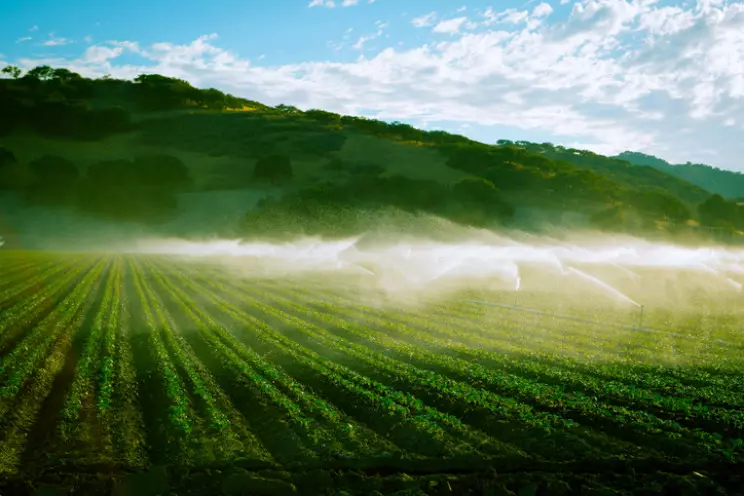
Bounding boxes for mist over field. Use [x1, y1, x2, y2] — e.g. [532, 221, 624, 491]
[124, 227, 744, 312]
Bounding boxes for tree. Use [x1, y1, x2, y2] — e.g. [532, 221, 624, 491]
[0, 147, 16, 169]
[25, 155, 80, 204]
[28, 155, 78, 184]
[305, 109, 341, 128]
[134, 155, 193, 191]
[25, 65, 55, 81]
[449, 177, 514, 225]
[699, 194, 737, 227]
[294, 132, 347, 156]
[627, 190, 690, 223]
[1, 65, 22, 79]
[0, 147, 29, 190]
[90, 106, 131, 135]
[275, 104, 302, 115]
[254, 154, 293, 184]
[133, 73, 196, 110]
[452, 177, 500, 203]
[50, 68, 83, 82]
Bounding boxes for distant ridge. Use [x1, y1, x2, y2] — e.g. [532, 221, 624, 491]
[613, 151, 744, 200]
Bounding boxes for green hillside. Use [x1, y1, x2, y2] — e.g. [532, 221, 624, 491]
[2, 64, 742, 241]
[614, 151, 744, 201]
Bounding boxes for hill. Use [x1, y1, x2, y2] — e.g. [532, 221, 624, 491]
[613, 151, 744, 201]
[2, 64, 742, 243]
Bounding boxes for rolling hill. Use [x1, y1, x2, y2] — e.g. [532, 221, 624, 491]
[2, 64, 742, 243]
[613, 151, 744, 200]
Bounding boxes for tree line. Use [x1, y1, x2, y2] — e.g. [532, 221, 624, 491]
[0, 147, 193, 223]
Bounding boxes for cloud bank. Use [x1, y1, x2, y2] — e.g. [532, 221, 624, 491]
[4, 0, 744, 170]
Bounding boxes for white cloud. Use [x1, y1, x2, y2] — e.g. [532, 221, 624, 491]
[532, 3, 554, 18]
[43, 33, 72, 46]
[13, 0, 744, 169]
[29, 25, 38, 32]
[411, 11, 437, 28]
[83, 45, 125, 64]
[432, 17, 475, 35]
[353, 20, 389, 50]
[43, 38, 72, 46]
[84, 35, 93, 44]
[309, 0, 363, 7]
[16, 37, 32, 43]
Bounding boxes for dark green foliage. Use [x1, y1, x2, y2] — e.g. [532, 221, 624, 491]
[442, 144, 494, 174]
[349, 162, 385, 177]
[133, 74, 199, 111]
[1, 65, 22, 79]
[29, 102, 132, 139]
[75, 155, 191, 223]
[452, 177, 500, 203]
[76, 178, 178, 223]
[617, 150, 744, 200]
[449, 177, 515, 226]
[505, 141, 710, 204]
[0, 147, 16, 169]
[275, 104, 302, 115]
[304, 109, 341, 127]
[134, 155, 193, 191]
[24, 65, 56, 81]
[0, 65, 252, 143]
[629, 190, 690, 223]
[254, 154, 293, 184]
[590, 204, 629, 230]
[25, 155, 80, 204]
[91, 106, 131, 134]
[442, 143, 617, 204]
[697, 194, 744, 229]
[325, 157, 346, 171]
[0, 147, 26, 190]
[245, 171, 515, 237]
[27, 155, 79, 184]
[339, 115, 473, 145]
[292, 132, 347, 156]
[0, 65, 734, 236]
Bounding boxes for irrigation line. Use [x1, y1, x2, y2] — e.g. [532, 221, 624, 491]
[461, 299, 739, 348]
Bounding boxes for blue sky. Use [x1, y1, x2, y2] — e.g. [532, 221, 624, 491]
[2, 0, 744, 170]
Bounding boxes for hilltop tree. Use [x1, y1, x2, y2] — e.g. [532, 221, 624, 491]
[1, 65, 22, 79]
[275, 104, 302, 114]
[25, 65, 56, 81]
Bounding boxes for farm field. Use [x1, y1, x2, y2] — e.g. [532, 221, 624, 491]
[0, 251, 742, 495]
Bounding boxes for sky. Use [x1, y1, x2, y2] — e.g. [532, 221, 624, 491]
[1, 0, 744, 171]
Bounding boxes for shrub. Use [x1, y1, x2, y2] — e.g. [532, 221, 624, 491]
[134, 155, 193, 191]
[253, 154, 293, 184]
[25, 155, 80, 204]
[293, 132, 347, 156]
